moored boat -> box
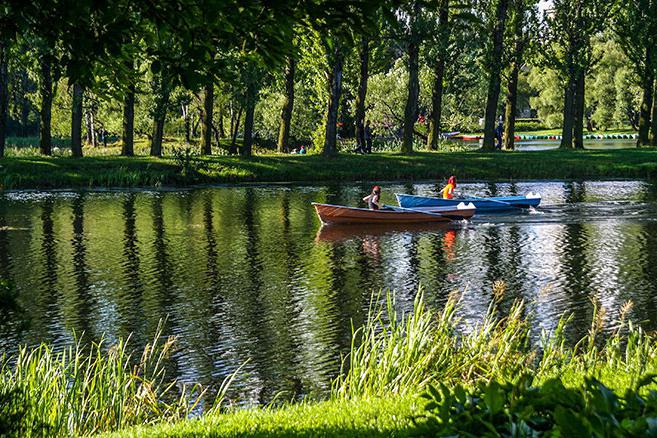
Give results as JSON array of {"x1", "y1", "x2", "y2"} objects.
[
  {"x1": 396, "y1": 192, "x2": 541, "y2": 212},
  {"x1": 312, "y1": 202, "x2": 476, "y2": 225}
]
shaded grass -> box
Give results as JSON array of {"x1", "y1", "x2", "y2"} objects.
[{"x1": 1, "y1": 147, "x2": 657, "y2": 190}]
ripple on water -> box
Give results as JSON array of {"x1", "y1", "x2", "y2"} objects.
[{"x1": 1, "y1": 180, "x2": 657, "y2": 404}]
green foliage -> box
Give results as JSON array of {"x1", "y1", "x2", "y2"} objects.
[
  {"x1": 0, "y1": 323, "x2": 234, "y2": 437},
  {"x1": 514, "y1": 120, "x2": 546, "y2": 131},
  {"x1": 172, "y1": 146, "x2": 207, "y2": 178},
  {"x1": 334, "y1": 287, "x2": 657, "y2": 400},
  {"x1": 587, "y1": 35, "x2": 641, "y2": 131},
  {"x1": 527, "y1": 67, "x2": 564, "y2": 128},
  {"x1": 421, "y1": 374, "x2": 657, "y2": 436}
]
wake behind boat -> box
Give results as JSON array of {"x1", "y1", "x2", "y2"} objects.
[
  {"x1": 312, "y1": 202, "x2": 476, "y2": 225},
  {"x1": 396, "y1": 192, "x2": 541, "y2": 212}
]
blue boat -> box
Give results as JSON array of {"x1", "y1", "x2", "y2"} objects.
[{"x1": 396, "y1": 192, "x2": 541, "y2": 212}]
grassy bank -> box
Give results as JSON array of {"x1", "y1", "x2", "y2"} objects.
[
  {"x1": 109, "y1": 396, "x2": 423, "y2": 437},
  {"x1": 1, "y1": 148, "x2": 657, "y2": 190},
  {"x1": 110, "y1": 288, "x2": 657, "y2": 437},
  {"x1": 4, "y1": 287, "x2": 657, "y2": 436}
]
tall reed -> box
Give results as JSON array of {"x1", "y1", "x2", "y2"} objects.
[
  {"x1": 0, "y1": 323, "x2": 230, "y2": 437},
  {"x1": 333, "y1": 286, "x2": 657, "y2": 399}
]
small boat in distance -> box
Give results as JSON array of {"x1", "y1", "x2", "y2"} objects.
[
  {"x1": 396, "y1": 192, "x2": 541, "y2": 212},
  {"x1": 312, "y1": 202, "x2": 476, "y2": 225}
]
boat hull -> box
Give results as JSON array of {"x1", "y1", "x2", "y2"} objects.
[
  {"x1": 312, "y1": 203, "x2": 475, "y2": 225},
  {"x1": 396, "y1": 193, "x2": 541, "y2": 212}
]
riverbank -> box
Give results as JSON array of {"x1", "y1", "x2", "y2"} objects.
[
  {"x1": 108, "y1": 396, "x2": 422, "y2": 437},
  {"x1": 1, "y1": 148, "x2": 657, "y2": 190},
  {"x1": 2, "y1": 288, "x2": 657, "y2": 436}
]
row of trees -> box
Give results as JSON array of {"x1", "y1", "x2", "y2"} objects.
[{"x1": 0, "y1": 0, "x2": 655, "y2": 159}]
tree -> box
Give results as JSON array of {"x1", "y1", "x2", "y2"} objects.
[
  {"x1": 71, "y1": 83, "x2": 83, "y2": 157},
  {"x1": 614, "y1": 0, "x2": 657, "y2": 146},
  {"x1": 401, "y1": 1, "x2": 422, "y2": 154},
  {"x1": 481, "y1": 0, "x2": 510, "y2": 151},
  {"x1": 149, "y1": 69, "x2": 170, "y2": 157},
  {"x1": 201, "y1": 83, "x2": 214, "y2": 155},
  {"x1": 540, "y1": 0, "x2": 613, "y2": 149},
  {"x1": 426, "y1": 0, "x2": 451, "y2": 150},
  {"x1": 354, "y1": 37, "x2": 370, "y2": 151},
  {"x1": 277, "y1": 56, "x2": 296, "y2": 152},
  {"x1": 0, "y1": 41, "x2": 8, "y2": 158},
  {"x1": 502, "y1": 0, "x2": 537, "y2": 150}
]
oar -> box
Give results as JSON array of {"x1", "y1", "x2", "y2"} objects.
[
  {"x1": 463, "y1": 195, "x2": 523, "y2": 209},
  {"x1": 383, "y1": 204, "x2": 469, "y2": 220},
  {"x1": 383, "y1": 204, "x2": 448, "y2": 218}
]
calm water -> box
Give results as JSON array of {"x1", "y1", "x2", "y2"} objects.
[{"x1": 1, "y1": 180, "x2": 657, "y2": 405}]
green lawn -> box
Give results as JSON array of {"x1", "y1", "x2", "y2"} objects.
[
  {"x1": 107, "y1": 396, "x2": 423, "y2": 438},
  {"x1": 1, "y1": 147, "x2": 657, "y2": 190}
]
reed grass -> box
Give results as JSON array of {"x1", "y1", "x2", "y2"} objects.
[
  {"x1": 0, "y1": 323, "x2": 230, "y2": 437},
  {"x1": 333, "y1": 286, "x2": 657, "y2": 400}
]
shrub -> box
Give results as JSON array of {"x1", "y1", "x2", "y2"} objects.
[{"x1": 420, "y1": 374, "x2": 657, "y2": 436}]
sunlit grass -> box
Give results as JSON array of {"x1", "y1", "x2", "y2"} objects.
[{"x1": 333, "y1": 287, "x2": 657, "y2": 399}]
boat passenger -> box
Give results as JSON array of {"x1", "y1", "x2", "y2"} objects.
[
  {"x1": 363, "y1": 185, "x2": 382, "y2": 210},
  {"x1": 442, "y1": 176, "x2": 456, "y2": 199}
]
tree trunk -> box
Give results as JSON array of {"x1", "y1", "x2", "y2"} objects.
[
  {"x1": 323, "y1": 48, "x2": 344, "y2": 156},
  {"x1": 202, "y1": 83, "x2": 214, "y2": 155},
  {"x1": 217, "y1": 104, "x2": 225, "y2": 138},
  {"x1": 230, "y1": 106, "x2": 242, "y2": 155},
  {"x1": 39, "y1": 54, "x2": 53, "y2": 156},
  {"x1": 482, "y1": 0, "x2": 509, "y2": 150},
  {"x1": 573, "y1": 69, "x2": 585, "y2": 149},
  {"x1": 428, "y1": 0, "x2": 450, "y2": 151},
  {"x1": 121, "y1": 84, "x2": 135, "y2": 156},
  {"x1": 502, "y1": 62, "x2": 519, "y2": 151},
  {"x1": 560, "y1": 74, "x2": 575, "y2": 149},
  {"x1": 402, "y1": 13, "x2": 420, "y2": 155},
  {"x1": 20, "y1": 71, "x2": 30, "y2": 136},
  {"x1": 150, "y1": 74, "x2": 170, "y2": 157},
  {"x1": 277, "y1": 56, "x2": 296, "y2": 153},
  {"x1": 650, "y1": 80, "x2": 657, "y2": 146},
  {"x1": 85, "y1": 107, "x2": 97, "y2": 147},
  {"x1": 241, "y1": 94, "x2": 256, "y2": 157},
  {"x1": 427, "y1": 60, "x2": 446, "y2": 150},
  {"x1": 0, "y1": 42, "x2": 8, "y2": 158},
  {"x1": 71, "y1": 83, "x2": 84, "y2": 157},
  {"x1": 638, "y1": 48, "x2": 653, "y2": 147},
  {"x1": 182, "y1": 104, "x2": 191, "y2": 144},
  {"x1": 354, "y1": 38, "x2": 369, "y2": 152},
  {"x1": 502, "y1": 1, "x2": 524, "y2": 151}
]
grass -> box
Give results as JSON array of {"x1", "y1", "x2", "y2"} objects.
[
  {"x1": 1, "y1": 140, "x2": 657, "y2": 190},
  {"x1": 107, "y1": 395, "x2": 424, "y2": 438},
  {"x1": 334, "y1": 285, "x2": 657, "y2": 400},
  {"x1": 3, "y1": 284, "x2": 657, "y2": 436},
  {"x1": 107, "y1": 285, "x2": 657, "y2": 437},
  {"x1": 0, "y1": 322, "x2": 231, "y2": 437}
]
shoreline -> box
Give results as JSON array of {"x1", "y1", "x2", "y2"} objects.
[{"x1": 1, "y1": 148, "x2": 656, "y2": 191}]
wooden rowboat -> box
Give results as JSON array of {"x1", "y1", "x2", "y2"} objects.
[{"x1": 312, "y1": 202, "x2": 475, "y2": 225}]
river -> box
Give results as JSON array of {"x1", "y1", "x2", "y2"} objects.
[{"x1": 1, "y1": 180, "x2": 657, "y2": 405}]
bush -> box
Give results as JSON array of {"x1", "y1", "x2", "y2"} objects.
[
  {"x1": 514, "y1": 120, "x2": 547, "y2": 132},
  {"x1": 420, "y1": 374, "x2": 657, "y2": 436}
]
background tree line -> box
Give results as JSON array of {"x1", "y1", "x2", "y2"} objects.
[{"x1": 0, "y1": 0, "x2": 654, "y2": 159}]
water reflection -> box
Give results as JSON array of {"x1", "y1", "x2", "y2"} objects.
[{"x1": 0, "y1": 181, "x2": 657, "y2": 403}]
